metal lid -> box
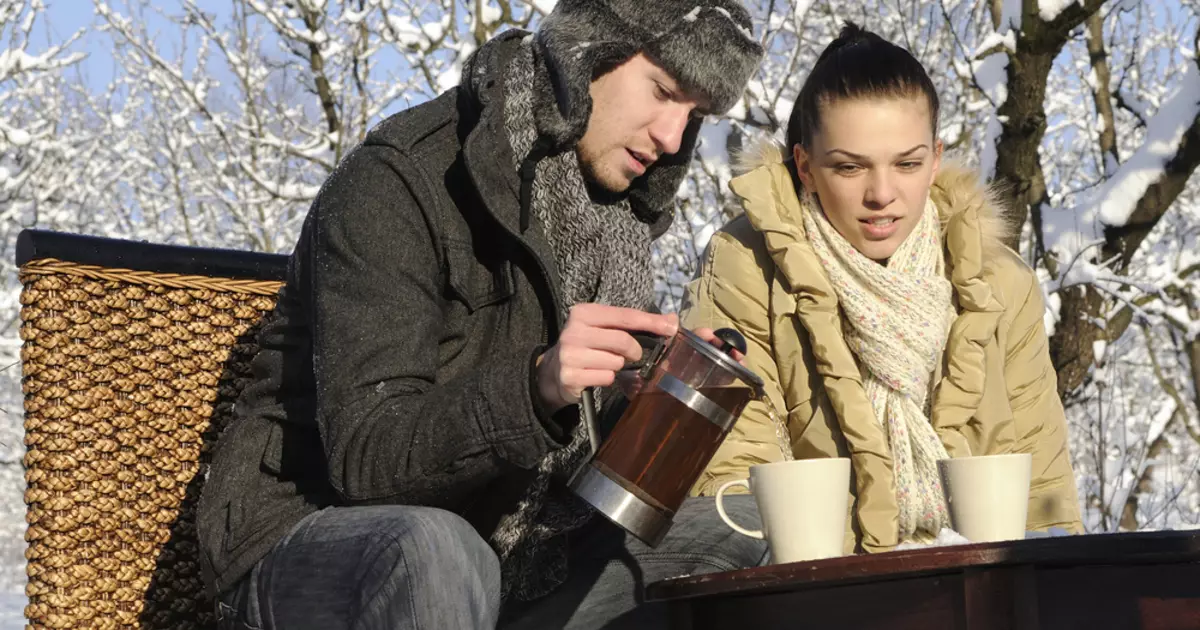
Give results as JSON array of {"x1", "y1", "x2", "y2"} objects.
[{"x1": 677, "y1": 328, "x2": 765, "y2": 394}]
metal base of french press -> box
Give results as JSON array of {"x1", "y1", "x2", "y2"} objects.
[{"x1": 570, "y1": 464, "x2": 674, "y2": 547}]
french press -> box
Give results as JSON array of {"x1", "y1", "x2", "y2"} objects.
[{"x1": 569, "y1": 327, "x2": 765, "y2": 546}]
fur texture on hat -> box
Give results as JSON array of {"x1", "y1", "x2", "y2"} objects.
[
  {"x1": 535, "y1": 0, "x2": 763, "y2": 139},
  {"x1": 529, "y1": 0, "x2": 763, "y2": 223}
]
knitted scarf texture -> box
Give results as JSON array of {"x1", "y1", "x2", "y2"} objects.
[
  {"x1": 802, "y1": 197, "x2": 955, "y2": 542},
  {"x1": 482, "y1": 35, "x2": 660, "y2": 603}
]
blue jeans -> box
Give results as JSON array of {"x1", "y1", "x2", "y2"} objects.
[{"x1": 215, "y1": 496, "x2": 767, "y2": 630}]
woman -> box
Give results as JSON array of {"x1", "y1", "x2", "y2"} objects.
[{"x1": 682, "y1": 23, "x2": 1083, "y2": 552}]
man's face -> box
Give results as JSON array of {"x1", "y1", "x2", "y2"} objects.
[{"x1": 577, "y1": 53, "x2": 711, "y2": 193}]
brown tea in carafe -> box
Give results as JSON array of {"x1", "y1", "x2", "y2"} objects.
[
  {"x1": 594, "y1": 385, "x2": 753, "y2": 513},
  {"x1": 569, "y1": 327, "x2": 765, "y2": 547}
]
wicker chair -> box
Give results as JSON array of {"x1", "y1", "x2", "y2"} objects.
[{"x1": 16, "y1": 229, "x2": 287, "y2": 630}]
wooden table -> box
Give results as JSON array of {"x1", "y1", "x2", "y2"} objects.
[{"x1": 645, "y1": 530, "x2": 1200, "y2": 629}]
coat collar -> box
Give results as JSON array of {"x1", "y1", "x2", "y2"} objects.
[
  {"x1": 458, "y1": 31, "x2": 566, "y2": 327},
  {"x1": 728, "y1": 138, "x2": 1013, "y2": 268}
]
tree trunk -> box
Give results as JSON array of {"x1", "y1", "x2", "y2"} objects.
[
  {"x1": 1055, "y1": 41, "x2": 1200, "y2": 398},
  {"x1": 990, "y1": 0, "x2": 1106, "y2": 253},
  {"x1": 988, "y1": 0, "x2": 1105, "y2": 398},
  {"x1": 993, "y1": 7, "x2": 1200, "y2": 399},
  {"x1": 1050, "y1": 286, "x2": 1106, "y2": 400}
]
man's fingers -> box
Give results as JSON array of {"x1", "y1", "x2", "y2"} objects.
[
  {"x1": 560, "y1": 327, "x2": 644, "y2": 363},
  {"x1": 568, "y1": 304, "x2": 678, "y2": 337},
  {"x1": 560, "y1": 367, "x2": 618, "y2": 396},
  {"x1": 556, "y1": 346, "x2": 628, "y2": 373}
]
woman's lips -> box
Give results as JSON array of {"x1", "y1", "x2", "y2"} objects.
[{"x1": 860, "y1": 216, "x2": 900, "y2": 240}]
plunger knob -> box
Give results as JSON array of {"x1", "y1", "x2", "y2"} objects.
[{"x1": 712, "y1": 328, "x2": 747, "y2": 357}]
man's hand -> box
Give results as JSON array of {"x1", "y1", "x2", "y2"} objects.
[{"x1": 536, "y1": 304, "x2": 678, "y2": 413}]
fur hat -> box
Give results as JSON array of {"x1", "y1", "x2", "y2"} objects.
[
  {"x1": 535, "y1": 0, "x2": 763, "y2": 143},
  {"x1": 531, "y1": 0, "x2": 764, "y2": 224}
]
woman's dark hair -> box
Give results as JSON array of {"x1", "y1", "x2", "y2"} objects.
[{"x1": 786, "y1": 22, "x2": 939, "y2": 150}]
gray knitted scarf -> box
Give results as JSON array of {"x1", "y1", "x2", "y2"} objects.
[
  {"x1": 505, "y1": 39, "x2": 656, "y2": 311},
  {"x1": 483, "y1": 36, "x2": 659, "y2": 603}
]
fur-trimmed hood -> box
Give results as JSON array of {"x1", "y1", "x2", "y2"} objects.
[
  {"x1": 679, "y1": 137, "x2": 1083, "y2": 553},
  {"x1": 731, "y1": 138, "x2": 1015, "y2": 259}
]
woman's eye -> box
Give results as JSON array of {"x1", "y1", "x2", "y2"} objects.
[
  {"x1": 835, "y1": 163, "x2": 862, "y2": 174},
  {"x1": 898, "y1": 161, "x2": 923, "y2": 170},
  {"x1": 654, "y1": 84, "x2": 673, "y2": 102}
]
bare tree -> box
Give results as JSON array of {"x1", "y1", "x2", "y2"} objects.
[{"x1": 3, "y1": 4, "x2": 1200, "y2": 582}]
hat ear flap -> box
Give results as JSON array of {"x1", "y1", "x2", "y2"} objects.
[
  {"x1": 625, "y1": 117, "x2": 702, "y2": 235},
  {"x1": 531, "y1": 34, "x2": 636, "y2": 148}
]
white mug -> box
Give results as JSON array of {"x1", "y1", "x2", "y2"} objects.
[
  {"x1": 938, "y1": 453, "x2": 1032, "y2": 543},
  {"x1": 715, "y1": 458, "x2": 850, "y2": 564}
]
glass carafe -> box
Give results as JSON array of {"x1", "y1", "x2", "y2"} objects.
[{"x1": 570, "y1": 327, "x2": 764, "y2": 546}]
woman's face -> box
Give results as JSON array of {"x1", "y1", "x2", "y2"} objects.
[{"x1": 793, "y1": 96, "x2": 942, "y2": 262}]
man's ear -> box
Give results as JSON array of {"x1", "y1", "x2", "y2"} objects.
[{"x1": 792, "y1": 143, "x2": 815, "y2": 192}]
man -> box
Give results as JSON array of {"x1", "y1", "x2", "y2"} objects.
[{"x1": 198, "y1": 1, "x2": 765, "y2": 628}]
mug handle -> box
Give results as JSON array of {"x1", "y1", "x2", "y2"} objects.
[{"x1": 716, "y1": 479, "x2": 764, "y2": 539}]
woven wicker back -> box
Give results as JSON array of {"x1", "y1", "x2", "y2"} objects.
[{"x1": 18, "y1": 251, "x2": 283, "y2": 630}]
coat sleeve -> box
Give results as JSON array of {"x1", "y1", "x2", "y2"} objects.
[
  {"x1": 308, "y1": 144, "x2": 566, "y2": 506},
  {"x1": 1005, "y1": 272, "x2": 1085, "y2": 533},
  {"x1": 681, "y1": 229, "x2": 791, "y2": 496}
]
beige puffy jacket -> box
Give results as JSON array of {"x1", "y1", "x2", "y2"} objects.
[{"x1": 682, "y1": 144, "x2": 1083, "y2": 553}]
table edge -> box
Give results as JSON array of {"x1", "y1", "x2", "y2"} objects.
[{"x1": 645, "y1": 530, "x2": 1200, "y2": 602}]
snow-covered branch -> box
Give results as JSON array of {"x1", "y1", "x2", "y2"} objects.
[{"x1": 1093, "y1": 60, "x2": 1200, "y2": 229}]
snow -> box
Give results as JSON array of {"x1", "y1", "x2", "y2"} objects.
[
  {"x1": 0, "y1": 127, "x2": 31, "y2": 147},
  {"x1": 969, "y1": 14, "x2": 1018, "y2": 181},
  {"x1": 712, "y1": 7, "x2": 754, "y2": 41},
  {"x1": 1145, "y1": 401, "x2": 1177, "y2": 468},
  {"x1": 973, "y1": 53, "x2": 1009, "y2": 177},
  {"x1": 0, "y1": 47, "x2": 84, "y2": 78},
  {"x1": 1095, "y1": 61, "x2": 1200, "y2": 227},
  {"x1": 340, "y1": 5, "x2": 369, "y2": 24},
  {"x1": 1043, "y1": 288, "x2": 1061, "y2": 338},
  {"x1": 0, "y1": 49, "x2": 37, "y2": 76},
  {"x1": 793, "y1": 0, "x2": 815, "y2": 22},
  {"x1": 975, "y1": 30, "x2": 1017, "y2": 56},
  {"x1": 322, "y1": 40, "x2": 346, "y2": 59},
  {"x1": 420, "y1": 20, "x2": 445, "y2": 42},
  {"x1": 695, "y1": 222, "x2": 717, "y2": 253},
  {"x1": 894, "y1": 528, "x2": 971, "y2": 550},
  {"x1": 385, "y1": 15, "x2": 424, "y2": 47},
  {"x1": 1039, "y1": 0, "x2": 1081, "y2": 22},
  {"x1": 480, "y1": 4, "x2": 502, "y2": 26}
]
